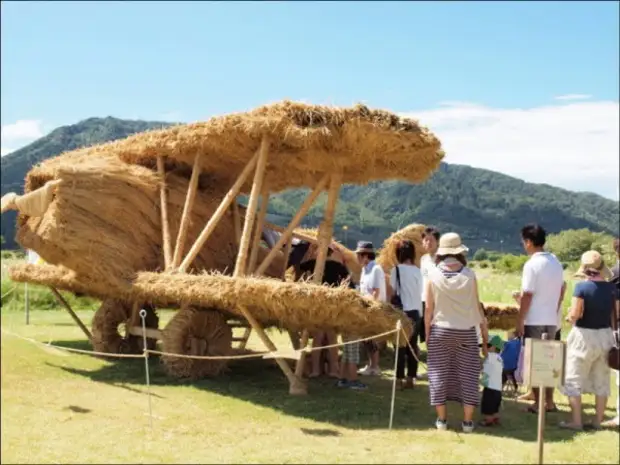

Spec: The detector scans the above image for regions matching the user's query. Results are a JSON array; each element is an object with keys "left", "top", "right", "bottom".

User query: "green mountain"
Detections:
[{"left": 2, "top": 117, "right": 618, "bottom": 254}]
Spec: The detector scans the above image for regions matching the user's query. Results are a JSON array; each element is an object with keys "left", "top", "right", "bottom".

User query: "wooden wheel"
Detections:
[{"left": 160, "top": 307, "right": 233, "bottom": 379}]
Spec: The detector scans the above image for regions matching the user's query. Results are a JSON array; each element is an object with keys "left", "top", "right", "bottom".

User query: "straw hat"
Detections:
[
  {"left": 436, "top": 232, "right": 469, "bottom": 256},
  {"left": 575, "top": 250, "right": 612, "bottom": 280}
]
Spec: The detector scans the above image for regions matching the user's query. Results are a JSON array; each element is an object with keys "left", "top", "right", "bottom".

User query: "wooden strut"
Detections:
[
  {"left": 294, "top": 172, "right": 342, "bottom": 379},
  {"left": 281, "top": 236, "right": 301, "bottom": 351},
  {"left": 49, "top": 287, "right": 92, "bottom": 343},
  {"left": 232, "top": 203, "right": 242, "bottom": 246},
  {"left": 171, "top": 153, "right": 202, "bottom": 269},
  {"left": 231, "top": 138, "right": 306, "bottom": 395},
  {"left": 177, "top": 152, "right": 260, "bottom": 273},
  {"left": 156, "top": 157, "right": 173, "bottom": 269},
  {"left": 247, "top": 184, "right": 270, "bottom": 274},
  {"left": 254, "top": 174, "right": 330, "bottom": 276}
]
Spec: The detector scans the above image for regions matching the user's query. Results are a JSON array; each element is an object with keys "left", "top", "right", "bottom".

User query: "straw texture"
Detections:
[
  {"left": 482, "top": 303, "right": 520, "bottom": 330},
  {"left": 26, "top": 101, "right": 443, "bottom": 195},
  {"left": 377, "top": 223, "right": 426, "bottom": 272}
]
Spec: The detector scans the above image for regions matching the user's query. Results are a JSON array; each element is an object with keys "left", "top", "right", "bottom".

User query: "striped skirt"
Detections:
[{"left": 427, "top": 326, "right": 480, "bottom": 407}]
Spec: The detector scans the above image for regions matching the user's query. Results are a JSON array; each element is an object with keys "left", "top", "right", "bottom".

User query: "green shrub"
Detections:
[{"left": 493, "top": 254, "right": 529, "bottom": 273}]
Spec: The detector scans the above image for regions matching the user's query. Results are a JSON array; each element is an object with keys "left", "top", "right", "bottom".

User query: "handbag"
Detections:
[
  {"left": 390, "top": 265, "right": 403, "bottom": 310},
  {"left": 608, "top": 331, "right": 620, "bottom": 371}
]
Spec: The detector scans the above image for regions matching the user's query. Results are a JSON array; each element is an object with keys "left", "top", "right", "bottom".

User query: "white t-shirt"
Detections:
[
  {"left": 390, "top": 264, "right": 423, "bottom": 313},
  {"left": 420, "top": 254, "right": 436, "bottom": 303},
  {"left": 521, "top": 252, "right": 564, "bottom": 326},
  {"left": 482, "top": 353, "right": 503, "bottom": 391},
  {"left": 360, "top": 261, "right": 387, "bottom": 302}
]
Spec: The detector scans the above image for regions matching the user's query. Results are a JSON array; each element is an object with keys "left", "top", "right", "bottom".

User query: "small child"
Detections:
[
  {"left": 337, "top": 336, "right": 367, "bottom": 390},
  {"left": 501, "top": 331, "right": 521, "bottom": 394},
  {"left": 480, "top": 335, "right": 504, "bottom": 426}
]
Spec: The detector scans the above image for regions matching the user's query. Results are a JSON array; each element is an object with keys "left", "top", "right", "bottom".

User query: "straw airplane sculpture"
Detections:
[{"left": 0, "top": 100, "right": 514, "bottom": 395}]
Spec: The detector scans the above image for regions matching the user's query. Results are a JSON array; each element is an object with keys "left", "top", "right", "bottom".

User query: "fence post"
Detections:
[
  {"left": 389, "top": 320, "right": 402, "bottom": 430},
  {"left": 140, "top": 309, "right": 153, "bottom": 431}
]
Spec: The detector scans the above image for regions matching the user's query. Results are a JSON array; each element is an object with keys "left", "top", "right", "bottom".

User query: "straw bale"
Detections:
[
  {"left": 91, "top": 299, "right": 159, "bottom": 354},
  {"left": 160, "top": 307, "right": 232, "bottom": 378},
  {"left": 129, "top": 271, "right": 413, "bottom": 343},
  {"left": 29, "top": 101, "right": 444, "bottom": 195},
  {"left": 14, "top": 157, "right": 286, "bottom": 298},
  {"left": 481, "top": 303, "right": 519, "bottom": 331},
  {"left": 377, "top": 223, "right": 426, "bottom": 272}
]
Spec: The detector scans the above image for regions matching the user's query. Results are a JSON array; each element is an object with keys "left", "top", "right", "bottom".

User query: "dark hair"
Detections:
[
  {"left": 521, "top": 223, "right": 546, "bottom": 247},
  {"left": 435, "top": 253, "right": 467, "bottom": 266},
  {"left": 358, "top": 251, "right": 376, "bottom": 261},
  {"left": 396, "top": 240, "right": 416, "bottom": 264},
  {"left": 422, "top": 226, "right": 440, "bottom": 241},
  {"left": 614, "top": 238, "right": 620, "bottom": 256}
]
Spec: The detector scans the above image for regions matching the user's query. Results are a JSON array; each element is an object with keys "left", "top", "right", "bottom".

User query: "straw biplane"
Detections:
[{"left": 2, "top": 101, "right": 449, "bottom": 395}]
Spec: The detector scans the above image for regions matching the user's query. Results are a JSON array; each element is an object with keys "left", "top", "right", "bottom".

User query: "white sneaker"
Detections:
[
  {"left": 358, "top": 366, "right": 382, "bottom": 376},
  {"left": 462, "top": 421, "right": 474, "bottom": 433},
  {"left": 435, "top": 419, "right": 448, "bottom": 431}
]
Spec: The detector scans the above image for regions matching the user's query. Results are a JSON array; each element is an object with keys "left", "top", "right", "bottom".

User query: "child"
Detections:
[
  {"left": 337, "top": 336, "right": 367, "bottom": 390},
  {"left": 480, "top": 335, "right": 504, "bottom": 426},
  {"left": 501, "top": 331, "right": 521, "bottom": 394}
]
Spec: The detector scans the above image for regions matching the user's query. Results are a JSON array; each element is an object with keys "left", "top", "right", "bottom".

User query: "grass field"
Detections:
[{"left": 1, "top": 269, "right": 618, "bottom": 464}]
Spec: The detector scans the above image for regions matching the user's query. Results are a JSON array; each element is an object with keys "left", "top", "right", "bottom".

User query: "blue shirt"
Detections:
[
  {"left": 501, "top": 338, "right": 521, "bottom": 371},
  {"left": 573, "top": 280, "right": 615, "bottom": 330}
]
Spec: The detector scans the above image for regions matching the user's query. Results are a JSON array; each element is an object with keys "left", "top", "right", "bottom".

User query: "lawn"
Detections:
[{"left": 1, "top": 271, "right": 618, "bottom": 464}]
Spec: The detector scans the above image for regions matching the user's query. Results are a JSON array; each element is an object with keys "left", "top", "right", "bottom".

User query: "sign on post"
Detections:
[{"left": 522, "top": 334, "right": 566, "bottom": 465}]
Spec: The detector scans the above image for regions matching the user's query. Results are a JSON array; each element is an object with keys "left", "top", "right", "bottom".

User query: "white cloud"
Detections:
[
  {"left": 401, "top": 99, "right": 620, "bottom": 200},
  {"left": 1, "top": 119, "right": 46, "bottom": 156},
  {"left": 554, "top": 94, "right": 592, "bottom": 101}
]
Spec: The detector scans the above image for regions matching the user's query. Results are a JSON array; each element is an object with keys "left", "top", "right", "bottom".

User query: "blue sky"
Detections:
[{"left": 1, "top": 1, "right": 619, "bottom": 199}]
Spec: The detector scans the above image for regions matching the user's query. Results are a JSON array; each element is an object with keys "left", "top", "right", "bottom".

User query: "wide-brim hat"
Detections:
[
  {"left": 574, "top": 250, "right": 612, "bottom": 280},
  {"left": 355, "top": 241, "right": 375, "bottom": 254},
  {"left": 436, "top": 232, "right": 469, "bottom": 256}
]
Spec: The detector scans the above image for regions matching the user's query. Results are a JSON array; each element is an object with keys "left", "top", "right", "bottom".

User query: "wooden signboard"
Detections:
[{"left": 523, "top": 338, "right": 566, "bottom": 388}]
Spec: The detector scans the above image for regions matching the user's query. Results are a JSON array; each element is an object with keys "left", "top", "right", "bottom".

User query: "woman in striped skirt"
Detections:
[{"left": 424, "top": 233, "right": 488, "bottom": 433}]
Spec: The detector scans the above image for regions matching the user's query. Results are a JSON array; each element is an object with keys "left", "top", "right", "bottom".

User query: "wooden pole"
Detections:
[
  {"left": 171, "top": 153, "right": 202, "bottom": 269},
  {"left": 247, "top": 184, "right": 270, "bottom": 274},
  {"left": 157, "top": 157, "right": 173, "bottom": 269},
  {"left": 177, "top": 152, "right": 259, "bottom": 273},
  {"left": 537, "top": 332, "right": 548, "bottom": 465},
  {"left": 254, "top": 174, "right": 329, "bottom": 276},
  {"left": 232, "top": 203, "right": 242, "bottom": 246},
  {"left": 49, "top": 287, "right": 92, "bottom": 343},
  {"left": 294, "top": 173, "right": 342, "bottom": 379},
  {"left": 233, "top": 137, "right": 270, "bottom": 277}
]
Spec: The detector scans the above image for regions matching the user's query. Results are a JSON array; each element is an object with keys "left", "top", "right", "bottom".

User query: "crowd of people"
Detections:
[{"left": 296, "top": 224, "right": 620, "bottom": 433}]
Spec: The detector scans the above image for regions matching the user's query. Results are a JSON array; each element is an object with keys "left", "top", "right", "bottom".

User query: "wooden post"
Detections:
[
  {"left": 281, "top": 236, "right": 293, "bottom": 280},
  {"left": 157, "top": 157, "right": 173, "bottom": 269},
  {"left": 232, "top": 203, "right": 241, "bottom": 246},
  {"left": 247, "top": 185, "right": 270, "bottom": 274},
  {"left": 177, "top": 152, "right": 260, "bottom": 273},
  {"left": 172, "top": 153, "right": 202, "bottom": 268},
  {"left": 537, "top": 332, "right": 548, "bottom": 465},
  {"left": 294, "top": 173, "right": 342, "bottom": 379},
  {"left": 234, "top": 137, "right": 270, "bottom": 277},
  {"left": 254, "top": 174, "right": 329, "bottom": 276},
  {"left": 49, "top": 287, "right": 92, "bottom": 343}
]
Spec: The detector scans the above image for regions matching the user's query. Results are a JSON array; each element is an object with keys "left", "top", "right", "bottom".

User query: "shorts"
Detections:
[
  {"left": 524, "top": 325, "right": 557, "bottom": 340},
  {"left": 481, "top": 388, "right": 502, "bottom": 415},
  {"left": 342, "top": 336, "right": 360, "bottom": 364},
  {"left": 364, "top": 340, "right": 378, "bottom": 354}
]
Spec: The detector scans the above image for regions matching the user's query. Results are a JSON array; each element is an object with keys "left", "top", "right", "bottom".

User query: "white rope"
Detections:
[
  {"left": 140, "top": 310, "right": 154, "bottom": 432},
  {"left": 389, "top": 320, "right": 401, "bottom": 430}
]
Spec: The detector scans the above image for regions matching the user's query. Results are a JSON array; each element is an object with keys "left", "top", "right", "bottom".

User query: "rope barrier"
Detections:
[
  {"left": 1, "top": 286, "right": 17, "bottom": 300},
  {"left": 400, "top": 326, "right": 428, "bottom": 370}
]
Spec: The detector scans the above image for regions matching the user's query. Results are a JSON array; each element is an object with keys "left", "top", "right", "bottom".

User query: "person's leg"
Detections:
[
  {"left": 396, "top": 346, "right": 407, "bottom": 381},
  {"left": 407, "top": 312, "right": 420, "bottom": 382},
  {"left": 589, "top": 348, "right": 612, "bottom": 427},
  {"left": 560, "top": 328, "right": 588, "bottom": 428},
  {"left": 325, "top": 331, "right": 340, "bottom": 377},
  {"left": 594, "top": 395, "right": 608, "bottom": 426},
  {"left": 436, "top": 404, "right": 447, "bottom": 421},
  {"left": 310, "top": 331, "right": 324, "bottom": 377}
]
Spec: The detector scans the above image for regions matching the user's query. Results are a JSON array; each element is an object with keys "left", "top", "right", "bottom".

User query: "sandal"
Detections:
[
  {"left": 559, "top": 421, "right": 583, "bottom": 431},
  {"left": 583, "top": 422, "right": 602, "bottom": 431}
]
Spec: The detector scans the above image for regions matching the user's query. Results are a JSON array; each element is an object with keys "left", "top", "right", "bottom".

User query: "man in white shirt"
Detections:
[
  {"left": 517, "top": 224, "right": 565, "bottom": 413},
  {"left": 420, "top": 227, "right": 441, "bottom": 344},
  {"left": 356, "top": 241, "right": 387, "bottom": 376}
]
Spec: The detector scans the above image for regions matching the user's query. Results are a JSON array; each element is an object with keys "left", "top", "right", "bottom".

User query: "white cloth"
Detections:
[
  {"left": 562, "top": 326, "right": 615, "bottom": 397},
  {"left": 521, "top": 252, "right": 564, "bottom": 326},
  {"left": 428, "top": 266, "right": 482, "bottom": 330},
  {"left": 482, "top": 353, "right": 504, "bottom": 391},
  {"left": 420, "top": 253, "right": 435, "bottom": 303},
  {"left": 390, "top": 264, "right": 423, "bottom": 313},
  {"left": 360, "top": 260, "right": 387, "bottom": 302}
]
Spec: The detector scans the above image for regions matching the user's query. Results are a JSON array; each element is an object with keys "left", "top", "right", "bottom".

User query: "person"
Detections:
[
  {"left": 420, "top": 226, "right": 440, "bottom": 347},
  {"left": 298, "top": 247, "right": 350, "bottom": 379},
  {"left": 559, "top": 250, "right": 617, "bottom": 430},
  {"left": 516, "top": 224, "right": 565, "bottom": 414},
  {"left": 500, "top": 331, "right": 521, "bottom": 394},
  {"left": 480, "top": 335, "right": 505, "bottom": 426},
  {"left": 602, "top": 238, "right": 620, "bottom": 429},
  {"left": 424, "top": 232, "right": 488, "bottom": 433},
  {"left": 355, "top": 241, "right": 387, "bottom": 377},
  {"left": 337, "top": 279, "right": 367, "bottom": 390},
  {"left": 387, "top": 240, "right": 423, "bottom": 389}
]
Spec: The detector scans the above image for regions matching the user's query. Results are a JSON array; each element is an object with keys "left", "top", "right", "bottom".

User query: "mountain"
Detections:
[{"left": 2, "top": 117, "right": 618, "bottom": 253}]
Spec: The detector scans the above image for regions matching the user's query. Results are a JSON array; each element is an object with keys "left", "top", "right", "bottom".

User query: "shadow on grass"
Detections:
[{"left": 43, "top": 339, "right": 590, "bottom": 442}]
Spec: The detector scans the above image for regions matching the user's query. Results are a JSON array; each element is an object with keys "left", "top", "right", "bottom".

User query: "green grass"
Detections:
[{"left": 1, "top": 271, "right": 618, "bottom": 464}]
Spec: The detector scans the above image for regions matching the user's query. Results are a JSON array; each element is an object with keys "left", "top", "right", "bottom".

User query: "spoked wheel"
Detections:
[
  {"left": 91, "top": 299, "right": 159, "bottom": 354},
  {"left": 160, "top": 307, "right": 233, "bottom": 379}
]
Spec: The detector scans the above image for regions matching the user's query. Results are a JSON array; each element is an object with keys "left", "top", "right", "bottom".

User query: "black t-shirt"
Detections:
[
  {"left": 573, "top": 280, "right": 615, "bottom": 329},
  {"left": 299, "top": 259, "right": 350, "bottom": 287}
]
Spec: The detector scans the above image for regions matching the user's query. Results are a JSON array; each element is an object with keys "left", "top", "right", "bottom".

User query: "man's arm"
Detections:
[
  {"left": 424, "top": 281, "right": 434, "bottom": 339},
  {"left": 517, "top": 263, "right": 535, "bottom": 335}
]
